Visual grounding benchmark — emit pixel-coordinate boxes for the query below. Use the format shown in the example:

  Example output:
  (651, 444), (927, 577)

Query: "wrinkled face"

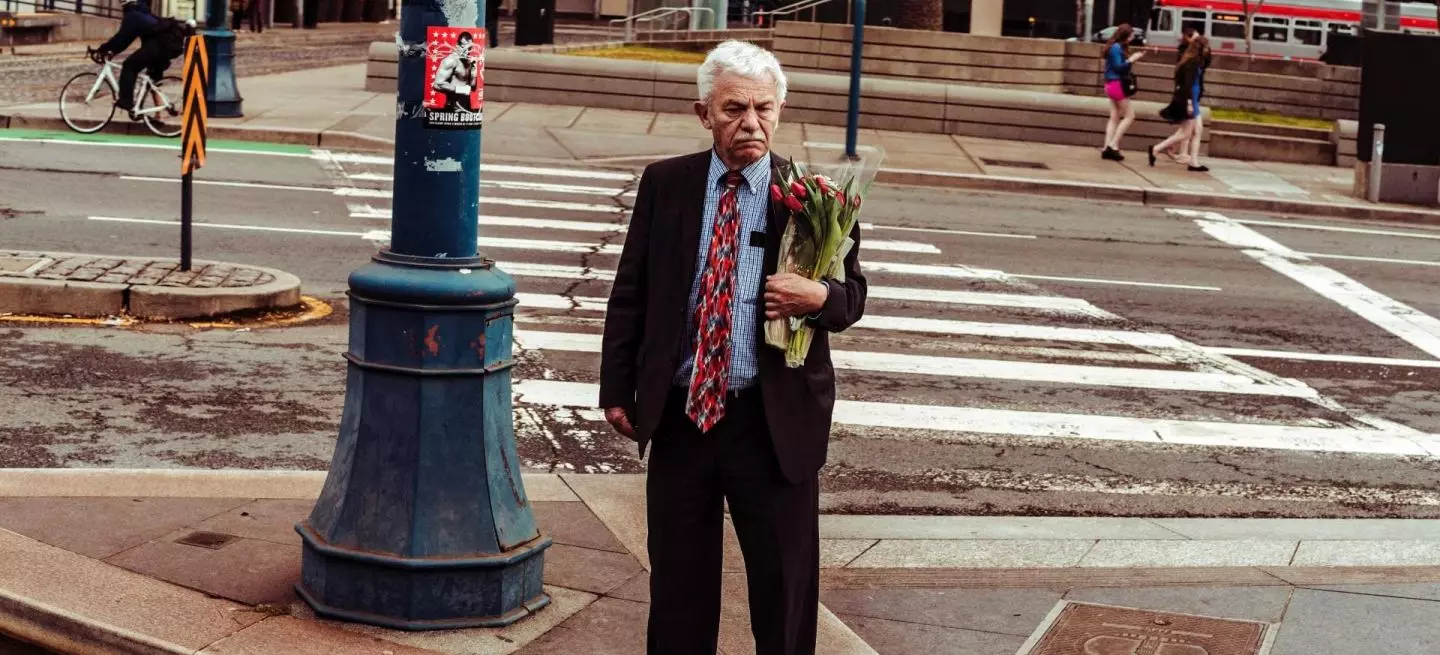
(695, 72), (784, 169)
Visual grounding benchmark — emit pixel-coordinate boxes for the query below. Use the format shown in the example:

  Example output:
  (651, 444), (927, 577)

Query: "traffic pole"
(180, 35), (208, 272)
(180, 173), (193, 271)
(294, 0), (551, 631)
(845, 0), (865, 159)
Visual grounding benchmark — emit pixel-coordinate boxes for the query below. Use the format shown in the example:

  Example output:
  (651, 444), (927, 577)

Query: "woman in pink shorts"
(1101, 24), (1145, 161)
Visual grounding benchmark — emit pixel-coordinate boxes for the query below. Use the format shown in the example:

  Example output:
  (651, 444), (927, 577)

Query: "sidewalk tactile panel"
(1022, 602), (1269, 655)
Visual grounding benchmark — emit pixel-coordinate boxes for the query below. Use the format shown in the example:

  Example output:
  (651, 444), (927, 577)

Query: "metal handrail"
(1, 0), (121, 18)
(750, 0), (849, 26)
(611, 6), (715, 42)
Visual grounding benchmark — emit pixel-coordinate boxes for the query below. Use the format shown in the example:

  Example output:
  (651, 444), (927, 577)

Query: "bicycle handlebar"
(86, 47), (110, 65)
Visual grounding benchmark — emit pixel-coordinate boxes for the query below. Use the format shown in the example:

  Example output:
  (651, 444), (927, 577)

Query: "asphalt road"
(4, 131), (1440, 518)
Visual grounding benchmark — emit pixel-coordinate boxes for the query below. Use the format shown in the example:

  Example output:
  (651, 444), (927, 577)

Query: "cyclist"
(94, 0), (177, 121)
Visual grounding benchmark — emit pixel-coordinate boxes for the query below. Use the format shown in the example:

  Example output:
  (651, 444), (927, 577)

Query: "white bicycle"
(59, 47), (182, 138)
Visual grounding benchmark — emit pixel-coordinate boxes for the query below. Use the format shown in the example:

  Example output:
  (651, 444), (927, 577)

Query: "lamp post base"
(200, 27), (243, 118)
(296, 251), (549, 631)
(296, 523), (551, 631)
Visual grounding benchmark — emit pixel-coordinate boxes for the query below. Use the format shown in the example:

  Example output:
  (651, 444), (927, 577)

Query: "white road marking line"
(867, 288), (1120, 319)
(126, 174), (631, 198)
(514, 293), (609, 312)
(513, 379), (1440, 457)
(506, 262), (615, 281)
(855, 315), (1181, 347)
(512, 329), (1313, 397)
(1204, 347), (1440, 369)
(336, 189), (622, 213)
(121, 175), (319, 192)
(315, 152), (636, 181)
(859, 240), (942, 254)
(1011, 274), (1222, 292)
(1230, 218), (1440, 241)
(1301, 252), (1440, 268)
(860, 223), (1038, 240)
(864, 262), (1014, 282)
(1196, 214), (1440, 359)
(89, 216), (368, 238)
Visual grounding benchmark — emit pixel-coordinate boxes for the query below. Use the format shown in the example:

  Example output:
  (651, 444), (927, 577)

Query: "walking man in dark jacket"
(95, 0), (173, 120)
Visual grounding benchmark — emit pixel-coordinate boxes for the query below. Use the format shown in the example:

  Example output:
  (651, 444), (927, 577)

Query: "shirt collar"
(709, 149), (772, 195)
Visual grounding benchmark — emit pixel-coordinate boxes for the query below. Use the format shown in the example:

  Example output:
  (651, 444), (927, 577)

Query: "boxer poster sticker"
(423, 27), (484, 129)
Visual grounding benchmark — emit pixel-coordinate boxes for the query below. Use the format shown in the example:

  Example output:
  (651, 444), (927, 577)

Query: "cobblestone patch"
(2, 253), (276, 289)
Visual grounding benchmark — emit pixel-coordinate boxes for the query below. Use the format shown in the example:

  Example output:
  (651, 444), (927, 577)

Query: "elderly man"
(599, 40), (866, 654)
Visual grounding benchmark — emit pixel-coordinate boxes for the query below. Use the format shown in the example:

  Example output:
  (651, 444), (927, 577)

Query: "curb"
(876, 168), (1440, 226)
(0, 588), (189, 655)
(0, 253), (302, 320)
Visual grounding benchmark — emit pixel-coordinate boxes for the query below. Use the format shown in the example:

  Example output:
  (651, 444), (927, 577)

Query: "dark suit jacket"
(599, 150), (868, 484)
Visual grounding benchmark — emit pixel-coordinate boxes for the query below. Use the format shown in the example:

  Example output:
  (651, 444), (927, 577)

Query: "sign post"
(180, 34), (209, 273)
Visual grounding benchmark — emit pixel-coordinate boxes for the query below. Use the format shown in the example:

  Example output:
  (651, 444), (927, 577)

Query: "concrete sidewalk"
(5, 63), (1438, 226)
(1, 469), (1439, 654)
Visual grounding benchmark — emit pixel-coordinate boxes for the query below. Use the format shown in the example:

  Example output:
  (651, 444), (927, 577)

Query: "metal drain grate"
(980, 158), (1051, 170)
(174, 531), (239, 550)
(1021, 602), (1270, 654)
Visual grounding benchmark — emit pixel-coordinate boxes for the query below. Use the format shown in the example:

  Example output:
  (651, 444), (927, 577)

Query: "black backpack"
(152, 16), (194, 59)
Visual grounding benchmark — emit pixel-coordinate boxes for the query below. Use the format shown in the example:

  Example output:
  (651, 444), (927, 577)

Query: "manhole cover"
(980, 158), (1051, 170)
(1021, 602), (1270, 655)
(174, 531), (239, 550)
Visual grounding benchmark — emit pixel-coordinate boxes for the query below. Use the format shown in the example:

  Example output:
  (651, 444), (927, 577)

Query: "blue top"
(99, 0), (159, 55)
(674, 150), (772, 390)
(1103, 43), (1131, 82)
(1191, 65), (1205, 112)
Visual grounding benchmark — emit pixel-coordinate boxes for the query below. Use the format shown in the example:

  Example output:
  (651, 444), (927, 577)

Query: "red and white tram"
(1146, 0), (1440, 59)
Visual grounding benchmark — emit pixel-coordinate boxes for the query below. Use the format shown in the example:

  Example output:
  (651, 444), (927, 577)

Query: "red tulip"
(837, 193), (847, 207)
(852, 194), (862, 209)
(784, 195), (804, 212)
(789, 181), (807, 199)
(770, 184), (783, 202)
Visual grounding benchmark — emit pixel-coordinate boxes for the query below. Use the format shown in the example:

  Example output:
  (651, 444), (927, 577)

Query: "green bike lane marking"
(0, 128), (312, 156)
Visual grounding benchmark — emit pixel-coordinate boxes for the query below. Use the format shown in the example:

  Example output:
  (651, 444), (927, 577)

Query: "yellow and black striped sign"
(181, 34), (209, 175)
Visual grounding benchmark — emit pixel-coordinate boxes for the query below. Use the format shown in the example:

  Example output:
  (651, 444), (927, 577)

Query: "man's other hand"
(605, 406), (639, 442)
(764, 273), (827, 320)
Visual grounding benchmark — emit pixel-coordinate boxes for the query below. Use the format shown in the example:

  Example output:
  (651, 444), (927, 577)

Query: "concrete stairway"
(1208, 119), (1337, 166)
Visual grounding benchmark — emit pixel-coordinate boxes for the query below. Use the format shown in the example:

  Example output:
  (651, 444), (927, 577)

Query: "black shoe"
(1187, 165), (1210, 172)
(1147, 145), (1157, 167)
(1102, 147), (1124, 161)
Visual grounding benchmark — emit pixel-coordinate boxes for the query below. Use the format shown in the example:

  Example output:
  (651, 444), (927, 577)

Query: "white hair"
(696, 40), (788, 105)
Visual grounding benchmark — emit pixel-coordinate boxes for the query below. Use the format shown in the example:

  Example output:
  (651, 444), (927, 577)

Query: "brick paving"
(2, 253), (276, 288)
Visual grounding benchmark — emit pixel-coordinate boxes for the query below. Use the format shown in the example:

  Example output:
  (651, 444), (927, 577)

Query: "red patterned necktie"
(686, 170), (746, 433)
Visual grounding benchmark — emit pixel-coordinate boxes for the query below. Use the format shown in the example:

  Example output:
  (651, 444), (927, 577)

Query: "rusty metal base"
(1021, 601), (1272, 655)
(296, 522), (551, 631)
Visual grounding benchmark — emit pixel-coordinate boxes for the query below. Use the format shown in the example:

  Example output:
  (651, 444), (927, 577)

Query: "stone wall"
(365, 44), (1207, 154)
(772, 22), (1361, 121)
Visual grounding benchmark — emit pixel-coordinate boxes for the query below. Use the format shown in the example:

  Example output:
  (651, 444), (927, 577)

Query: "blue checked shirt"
(675, 151), (772, 390)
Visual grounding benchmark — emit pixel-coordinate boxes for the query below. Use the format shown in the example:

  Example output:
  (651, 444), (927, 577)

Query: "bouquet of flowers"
(764, 147), (884, 367)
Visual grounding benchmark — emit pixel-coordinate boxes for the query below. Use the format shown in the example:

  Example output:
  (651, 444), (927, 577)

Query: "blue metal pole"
(200, 0), (243, 117)
(845, 0), (865, 159)
(294, 0), (551, 631)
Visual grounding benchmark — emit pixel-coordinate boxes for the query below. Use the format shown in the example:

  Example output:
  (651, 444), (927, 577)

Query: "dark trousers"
(118, 42), (169, 110)
(647, 388), (820, 655)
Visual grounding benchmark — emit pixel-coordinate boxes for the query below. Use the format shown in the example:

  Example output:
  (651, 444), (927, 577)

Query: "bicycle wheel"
(138, 76), (183, 138)
(59, 72), (116, 134)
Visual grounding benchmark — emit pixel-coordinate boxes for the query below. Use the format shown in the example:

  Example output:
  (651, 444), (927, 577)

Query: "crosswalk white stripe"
(861, 223), (1038, 240)
(512, 379), (1440, 457)
(1196, 214), (1440, 359)
(336, 188), (623, 213)
(361, 224), (941, 255)
(866, 287), (1119, 319)
(512, 329), (1313, 397)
